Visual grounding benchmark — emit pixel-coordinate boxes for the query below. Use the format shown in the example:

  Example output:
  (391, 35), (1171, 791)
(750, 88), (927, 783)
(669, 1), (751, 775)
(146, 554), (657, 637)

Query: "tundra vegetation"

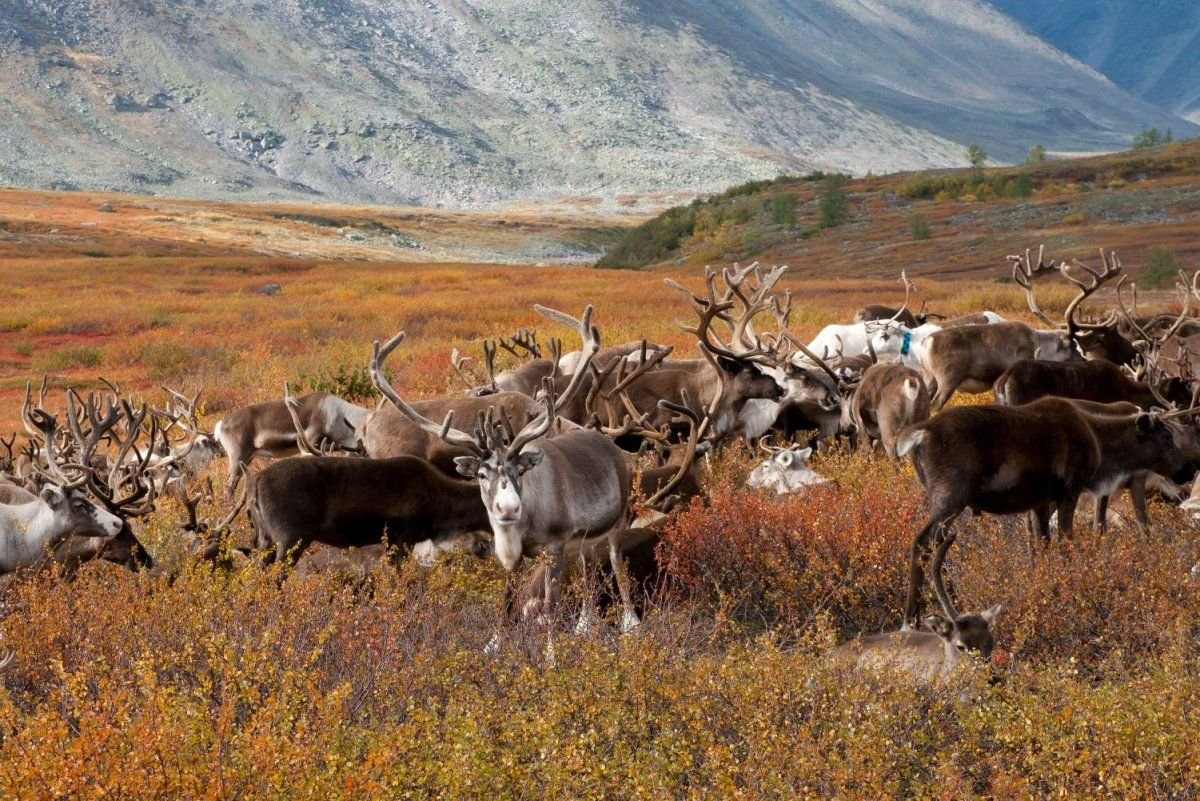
(0, 162), (1200, 795)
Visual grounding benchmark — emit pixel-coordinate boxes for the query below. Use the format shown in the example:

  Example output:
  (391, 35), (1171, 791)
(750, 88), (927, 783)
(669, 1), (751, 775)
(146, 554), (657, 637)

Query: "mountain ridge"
(0, 0), (1193, 207)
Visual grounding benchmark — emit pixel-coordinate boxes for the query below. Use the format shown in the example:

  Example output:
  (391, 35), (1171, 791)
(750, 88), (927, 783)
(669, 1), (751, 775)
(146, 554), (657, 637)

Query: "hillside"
(598, 139), (1200, 282)
(0, 0), (1193, 207)
(992, 0), (1200, 124)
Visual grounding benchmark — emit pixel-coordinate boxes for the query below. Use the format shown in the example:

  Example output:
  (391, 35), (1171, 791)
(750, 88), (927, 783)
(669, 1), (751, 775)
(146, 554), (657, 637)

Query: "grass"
(0, 185), (1197, 795)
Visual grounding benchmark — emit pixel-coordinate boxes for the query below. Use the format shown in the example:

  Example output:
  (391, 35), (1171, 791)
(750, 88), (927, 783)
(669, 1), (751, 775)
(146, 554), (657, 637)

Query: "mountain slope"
(991, 0), (1200, 125)
(0, 0), (1193, 207)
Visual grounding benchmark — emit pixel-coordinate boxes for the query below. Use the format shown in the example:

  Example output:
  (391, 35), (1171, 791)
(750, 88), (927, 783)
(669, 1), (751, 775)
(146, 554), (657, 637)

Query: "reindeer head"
(746, 439), (831, 494)
(922, 604), (1001, 660)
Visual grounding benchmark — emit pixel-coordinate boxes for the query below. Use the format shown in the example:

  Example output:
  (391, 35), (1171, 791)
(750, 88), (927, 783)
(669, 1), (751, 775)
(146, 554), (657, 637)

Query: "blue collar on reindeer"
(900, 330), (912, 356)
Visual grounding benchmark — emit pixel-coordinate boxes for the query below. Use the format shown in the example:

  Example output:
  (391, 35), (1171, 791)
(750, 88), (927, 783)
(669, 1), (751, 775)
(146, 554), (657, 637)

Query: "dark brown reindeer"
(370, 306), (645, 632)
(896, 397), (1200, 626)
(849, 362), (931, 458)
(993, 359), (1191, 409)
(249, 454), (491, 567)
(1067, 399), (1197, 535)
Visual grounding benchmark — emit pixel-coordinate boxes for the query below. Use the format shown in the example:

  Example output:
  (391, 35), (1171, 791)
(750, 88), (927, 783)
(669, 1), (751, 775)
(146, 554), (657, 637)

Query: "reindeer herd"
(2, 247), (1200, 681)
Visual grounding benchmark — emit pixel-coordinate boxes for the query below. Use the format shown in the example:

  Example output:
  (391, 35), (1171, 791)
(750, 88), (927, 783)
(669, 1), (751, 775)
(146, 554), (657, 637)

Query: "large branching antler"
(370, 332), (488, 456)
(665, 271), (776, 364)
(639, 392), (712, 511)
(69, 390), (159, 518)
(1009, 245), (1065, 328)
(1062, 250), (1123, 340)
(1009, 245), (1122, 336)
(721, 262), (790, 349)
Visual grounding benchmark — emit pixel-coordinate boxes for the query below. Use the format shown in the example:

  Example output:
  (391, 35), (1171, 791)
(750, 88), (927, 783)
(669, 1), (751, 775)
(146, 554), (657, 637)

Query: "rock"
(97, 202), (115, 212)
(105, 93), (140, 112)
(254, 283), (283, 296)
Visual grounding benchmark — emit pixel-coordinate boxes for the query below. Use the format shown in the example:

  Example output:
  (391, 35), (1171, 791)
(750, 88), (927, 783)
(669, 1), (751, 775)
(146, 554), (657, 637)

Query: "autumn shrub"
(32, 344), (102, 371)
(661, 449), (923, 635)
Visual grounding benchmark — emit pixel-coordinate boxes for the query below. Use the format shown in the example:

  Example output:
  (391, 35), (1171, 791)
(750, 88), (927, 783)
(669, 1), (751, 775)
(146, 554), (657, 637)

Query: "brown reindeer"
(850, 363), (931, 458)
(215, 391), (369, 494)
(896, 397), (1200, 625)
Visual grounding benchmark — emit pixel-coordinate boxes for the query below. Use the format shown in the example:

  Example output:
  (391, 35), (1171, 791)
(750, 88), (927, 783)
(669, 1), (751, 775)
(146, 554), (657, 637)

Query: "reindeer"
(572, 272), (790, 445)
(1068, 399), (1200, 534)
(993, 359), (1190, 410)
(21, 385), (165, 567)
(249, 454), (492, 567)
(0, 479), (153, 581)
(557, 340), (671, 377)
(746, 438), (832, 494)
(833, 525), (1000, 683)
(215, 391), (368, 494)
(850, 363), (931, 457)
(915, 248), (1123, 410)
(144, 387), (222, 485)
(370, 305), (646, 632)
(897, 397), (1200, 625)
(0, 480), (124, 574)
(919, 322), (1080, 410)
(453, 329), (564, 398)
(362, 304), (601, 463)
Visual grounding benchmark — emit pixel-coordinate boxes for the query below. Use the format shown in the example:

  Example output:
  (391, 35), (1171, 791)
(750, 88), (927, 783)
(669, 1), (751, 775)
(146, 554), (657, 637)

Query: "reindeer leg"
(1057, 494), (1080, 543)
(574, 544), (601, 635)
(1130, 472), (1150, 535)
(904, 508), (958, 629)
(1030, 504), (1053, 547)
(607, 528), (641, 633)
(930, 524), (960, 617)
(542, 542), (565, 628)
(1093, 493), (1109, 536)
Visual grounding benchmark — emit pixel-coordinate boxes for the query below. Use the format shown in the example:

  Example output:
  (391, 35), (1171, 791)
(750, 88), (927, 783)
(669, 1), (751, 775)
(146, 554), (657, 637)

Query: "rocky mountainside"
(991, 0), (1200, 125)
(0, 0), (1193, 207)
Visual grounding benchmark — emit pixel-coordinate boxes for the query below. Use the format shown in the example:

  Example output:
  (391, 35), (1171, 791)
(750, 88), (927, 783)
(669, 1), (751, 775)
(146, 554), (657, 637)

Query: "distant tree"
(1011, 172), (1034, 198)
(1025, 144), (1047, 164)
(967, 144), (987, 173)
(1142, 246), (1179, 288)
(817, 174), (849, 229)
(1132, 128), (1174, 149)
(770, 191), (797, 227)
(908, 213), (930, 241)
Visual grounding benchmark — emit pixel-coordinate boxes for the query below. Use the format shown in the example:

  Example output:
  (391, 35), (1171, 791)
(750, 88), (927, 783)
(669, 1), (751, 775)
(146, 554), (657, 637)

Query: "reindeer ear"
(921, 614), (953, 639)
(715, 355), (742, 374)
(40, 485), (66, 508)
(514, 448), (544, 474)
(454, 456), (481, 478)
(777, 450), (794, 467)
(797, 447), (813, 461)
(979, 604), (1002, 624)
